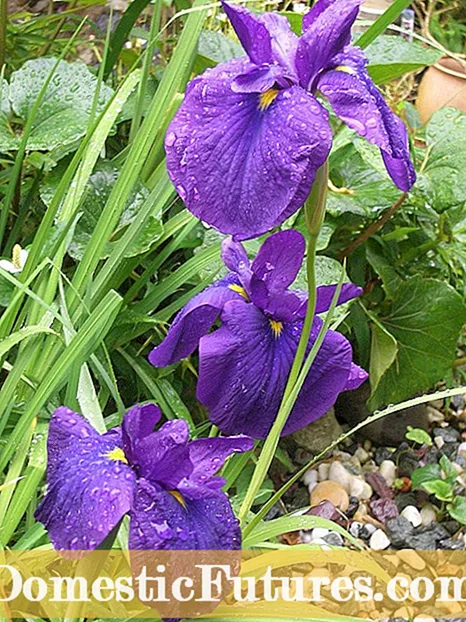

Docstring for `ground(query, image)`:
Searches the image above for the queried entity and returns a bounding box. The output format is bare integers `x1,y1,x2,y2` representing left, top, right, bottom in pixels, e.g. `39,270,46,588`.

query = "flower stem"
238,162,329,525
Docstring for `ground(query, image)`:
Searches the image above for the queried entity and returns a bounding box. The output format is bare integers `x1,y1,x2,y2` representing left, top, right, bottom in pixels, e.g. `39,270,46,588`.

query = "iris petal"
197,300,357,438
221,0,273,66
165,66,331,239
148,274,243,367
129,479,242,550
35,408,135,550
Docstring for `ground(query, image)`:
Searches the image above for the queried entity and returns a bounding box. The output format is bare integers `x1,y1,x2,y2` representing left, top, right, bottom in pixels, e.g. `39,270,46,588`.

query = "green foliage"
405,426,433,446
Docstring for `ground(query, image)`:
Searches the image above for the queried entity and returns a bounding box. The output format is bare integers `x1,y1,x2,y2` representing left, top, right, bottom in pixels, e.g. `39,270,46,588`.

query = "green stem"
237,162,329,525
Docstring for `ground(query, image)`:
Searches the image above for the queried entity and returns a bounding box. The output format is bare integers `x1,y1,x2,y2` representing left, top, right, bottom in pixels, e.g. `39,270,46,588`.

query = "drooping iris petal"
148,274,243,367
121,403,161,463
315,283,363,313
251,229,305,291
257,12,299,79
197,299,356,438
165,64,332,239
129,479,242,550
302,0,338,30
35,408,135,550
317,60,416,191
221,0,272,66
125,419,193,490
221,237,251,288
343,362,368,390
296,0,362,89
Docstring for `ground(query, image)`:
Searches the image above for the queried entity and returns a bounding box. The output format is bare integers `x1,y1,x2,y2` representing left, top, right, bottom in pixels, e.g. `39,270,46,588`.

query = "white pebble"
303,469,318,488
311,527,330,540
379,460,397,487
399,550,426,571
349,521,363,538
300,530,313,543
434,436,445,449
360,482,373,500
370,529,390,551
420,504,437,527
427,406,444,423
349,478,365,499
318,463,330,481
310,537,331,550
354,447,370,464
401,505,422,528
458,442,466,456
328,461,352,492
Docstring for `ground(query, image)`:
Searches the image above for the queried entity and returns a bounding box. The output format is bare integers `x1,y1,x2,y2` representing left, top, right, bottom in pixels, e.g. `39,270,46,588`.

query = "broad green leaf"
0,325,57,358
41,162,161,260
370,277,466,408
0,79,17,152
356,0,413,49
405,426,432,446
366,239,403,299
6,58,113,153
366,35,442,84
421,479,453,502
369,321,398,395
411,463,442,490
439,454,458,483
447,496,466,525
416,108,466,213
194,29,243,73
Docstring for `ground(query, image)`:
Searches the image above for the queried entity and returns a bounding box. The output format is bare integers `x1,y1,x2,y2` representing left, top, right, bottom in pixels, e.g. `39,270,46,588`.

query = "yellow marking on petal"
259,88,279,111
106,447,128,464
170,490,186,508
12,244,22,270
269,319,283,338
228,283,249,301
334,65,357,75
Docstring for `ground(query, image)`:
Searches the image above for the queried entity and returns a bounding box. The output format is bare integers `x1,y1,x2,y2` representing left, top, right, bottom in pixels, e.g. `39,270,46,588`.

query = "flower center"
334,65,357,75
269,319,283,338
228,284,249,301
106,447,128,464
170,490,186,508
259,88,279,111
12,244,23,270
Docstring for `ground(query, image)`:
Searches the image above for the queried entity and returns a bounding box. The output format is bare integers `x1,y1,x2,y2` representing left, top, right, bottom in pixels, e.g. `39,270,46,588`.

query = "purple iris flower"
165,0,416,240
35,403,253,551
149,230,368,439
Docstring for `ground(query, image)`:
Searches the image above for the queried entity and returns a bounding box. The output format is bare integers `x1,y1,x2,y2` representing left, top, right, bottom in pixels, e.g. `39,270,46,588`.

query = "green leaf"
411,464,442,492
366,239,403,299
406,426,433,447
6,58,113,153
366,35,442,84
447,496,466,525
356,0,414,49
417,108,466,213
194,29,243,73
0,325,57,358
370,321,398,395
439,454,458,483
41,161,161,260
421,479,453,502
370,277,466,408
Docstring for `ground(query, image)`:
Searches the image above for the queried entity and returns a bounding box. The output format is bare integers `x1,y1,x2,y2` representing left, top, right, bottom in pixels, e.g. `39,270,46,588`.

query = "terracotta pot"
417,57,466,124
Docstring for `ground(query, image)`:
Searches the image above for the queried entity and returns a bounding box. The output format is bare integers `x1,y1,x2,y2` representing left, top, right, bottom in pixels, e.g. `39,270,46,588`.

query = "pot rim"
433,56,466,80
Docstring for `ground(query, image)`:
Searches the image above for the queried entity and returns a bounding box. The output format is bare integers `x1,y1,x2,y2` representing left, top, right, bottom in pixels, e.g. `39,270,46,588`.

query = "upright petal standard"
35,404,253,551
150,230,368,439
165,0,416,239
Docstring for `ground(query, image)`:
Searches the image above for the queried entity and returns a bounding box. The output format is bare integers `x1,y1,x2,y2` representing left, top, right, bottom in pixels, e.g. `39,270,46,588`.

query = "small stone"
366,472,393,499
292,408,343,454
414,616,435,622
398,550,426,570
310,537,331,550
458,442,466,456
434,436,445,449
370,498,399,523
386,516,413,548
363,439,372,452
361,482,373,500
288,486,309,512
328,461,352,492
307,500,340,522
401,505,422,528
420,504,437,527
369,529,390,550
443,520,460,535
433,427,461,443
300,530,313,544
405,533,437,550
426,406,444,423
349,521,363,538
438,537,465,550
311,527,329,540
379,460,397,487
354,447,370,464
395,492,418,512
323,531,344,547
310,480,349,512
374,447,394,466
318,463,330,481
346,496,359,518
349,477,365,499
303,469,318,489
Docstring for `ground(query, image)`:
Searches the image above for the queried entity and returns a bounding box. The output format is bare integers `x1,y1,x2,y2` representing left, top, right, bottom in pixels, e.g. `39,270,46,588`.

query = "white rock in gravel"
426,406,445,423
311,527,330,540
370,529,390,551
303,469,318,488
328,461,352,492
354,447,370,464
349,522,363,538
458,442,466,456
413,617,435,622
310,537,331,550
379,460,397,487
318,463,330,481
300,530,313,544
399,550,426,571
434,436,445,449
349,478,367,500
401,505,422,528
420,504,437,527
360,481,373,500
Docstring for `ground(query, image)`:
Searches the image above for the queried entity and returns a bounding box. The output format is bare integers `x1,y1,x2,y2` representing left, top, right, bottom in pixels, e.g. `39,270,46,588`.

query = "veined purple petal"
197,300,358,438
302,0,338,31
121,403,161,462
221,237,251,289
258,12,299,79
315,283,363,313
149,274,243,367
296,0,362,89
232,64,288,94
251,229,305,291
129,479,242,550
124,416,193,490
344,362,368,390
221,1,273,66
35,408,135,550
165,65,331,239
317,53,416,191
